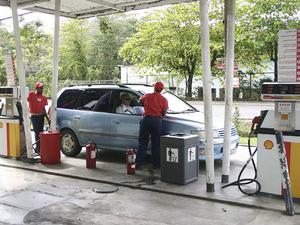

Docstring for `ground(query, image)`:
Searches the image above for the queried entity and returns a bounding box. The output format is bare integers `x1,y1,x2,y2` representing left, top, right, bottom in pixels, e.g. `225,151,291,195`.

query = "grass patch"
239,136,257,146
237,120,257,146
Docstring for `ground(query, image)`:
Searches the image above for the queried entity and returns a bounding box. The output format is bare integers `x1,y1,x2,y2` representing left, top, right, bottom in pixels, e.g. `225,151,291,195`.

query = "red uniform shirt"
140,92,168,117
27,91,48,114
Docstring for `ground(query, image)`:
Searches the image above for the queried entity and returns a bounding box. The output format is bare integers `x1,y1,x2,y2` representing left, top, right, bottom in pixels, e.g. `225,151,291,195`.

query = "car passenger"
116,93,133,114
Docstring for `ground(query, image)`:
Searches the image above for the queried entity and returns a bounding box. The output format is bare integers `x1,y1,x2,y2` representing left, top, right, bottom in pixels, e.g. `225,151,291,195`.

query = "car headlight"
191,130,219,139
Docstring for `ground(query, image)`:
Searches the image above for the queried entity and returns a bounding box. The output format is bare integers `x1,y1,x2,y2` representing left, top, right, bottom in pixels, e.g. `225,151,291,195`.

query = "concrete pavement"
1,164,299,225
0,145,299,224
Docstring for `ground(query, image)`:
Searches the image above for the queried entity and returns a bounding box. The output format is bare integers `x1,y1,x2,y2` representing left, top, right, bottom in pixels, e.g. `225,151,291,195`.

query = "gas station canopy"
0,0,197,18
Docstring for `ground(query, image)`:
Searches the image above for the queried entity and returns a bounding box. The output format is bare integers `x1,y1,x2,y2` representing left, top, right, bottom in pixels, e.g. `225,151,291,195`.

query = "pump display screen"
261,83,300,101
0,88,13,95
262,83,300,95
0,87,20,98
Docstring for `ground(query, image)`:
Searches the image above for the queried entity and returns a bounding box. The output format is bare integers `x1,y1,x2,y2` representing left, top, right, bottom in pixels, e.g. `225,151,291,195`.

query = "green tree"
20,21,53,94
235,0,300,81
21,21,52,76
88,15,137,81
0,26,14,85
119,3,201,97
60,19,91,80
0,22,52,93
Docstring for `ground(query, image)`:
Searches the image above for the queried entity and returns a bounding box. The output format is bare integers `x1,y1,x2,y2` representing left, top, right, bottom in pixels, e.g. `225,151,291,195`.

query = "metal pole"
275,131,295,216
199,0,214,192
50,0,61,130
221,0,235,183
10,0,33,159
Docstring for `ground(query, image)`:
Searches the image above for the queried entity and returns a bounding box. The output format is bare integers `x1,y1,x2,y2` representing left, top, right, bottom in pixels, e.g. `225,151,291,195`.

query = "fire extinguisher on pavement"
126,148,136,174
86,142,97,169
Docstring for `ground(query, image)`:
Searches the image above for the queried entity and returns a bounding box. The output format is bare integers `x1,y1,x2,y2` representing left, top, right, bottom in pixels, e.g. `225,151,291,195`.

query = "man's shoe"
33,152,41,159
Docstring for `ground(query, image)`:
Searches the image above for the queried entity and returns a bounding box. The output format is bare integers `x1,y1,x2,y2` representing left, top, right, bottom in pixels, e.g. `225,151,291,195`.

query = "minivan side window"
57,89,83,109
111,90,140,113
77,89,111,111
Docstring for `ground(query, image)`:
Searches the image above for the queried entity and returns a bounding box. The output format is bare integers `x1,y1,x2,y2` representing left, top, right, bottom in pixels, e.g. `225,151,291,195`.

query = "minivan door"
109,90,142,151
77,89,112,149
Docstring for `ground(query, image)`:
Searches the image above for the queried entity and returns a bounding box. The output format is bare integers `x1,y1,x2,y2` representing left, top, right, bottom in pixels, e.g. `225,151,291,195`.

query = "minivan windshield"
162,92,197,114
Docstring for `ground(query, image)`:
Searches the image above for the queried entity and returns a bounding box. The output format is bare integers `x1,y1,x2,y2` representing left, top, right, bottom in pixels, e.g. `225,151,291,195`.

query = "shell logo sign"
264,140,274,150
0,122,3,128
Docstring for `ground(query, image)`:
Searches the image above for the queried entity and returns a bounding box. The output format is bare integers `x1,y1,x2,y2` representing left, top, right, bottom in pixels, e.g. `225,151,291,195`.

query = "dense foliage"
0,21,53,94
120,3,201,97
120,0,299,97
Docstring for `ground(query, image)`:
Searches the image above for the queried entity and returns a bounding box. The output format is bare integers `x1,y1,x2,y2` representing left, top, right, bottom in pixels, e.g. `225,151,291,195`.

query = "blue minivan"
56,84,239,160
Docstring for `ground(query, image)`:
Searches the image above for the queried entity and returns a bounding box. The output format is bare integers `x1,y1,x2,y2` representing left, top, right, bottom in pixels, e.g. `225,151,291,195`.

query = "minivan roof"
65,83,153,91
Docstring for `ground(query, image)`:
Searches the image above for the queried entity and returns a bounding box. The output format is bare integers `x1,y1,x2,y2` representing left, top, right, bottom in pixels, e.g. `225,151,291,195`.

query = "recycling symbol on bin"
166,148,178,163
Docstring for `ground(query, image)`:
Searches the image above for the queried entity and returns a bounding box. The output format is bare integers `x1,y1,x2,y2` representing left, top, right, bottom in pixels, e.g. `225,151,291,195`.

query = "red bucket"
39,130,61,164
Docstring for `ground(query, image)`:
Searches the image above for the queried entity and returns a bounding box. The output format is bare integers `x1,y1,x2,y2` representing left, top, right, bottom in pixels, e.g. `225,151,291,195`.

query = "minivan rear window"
57,89,83,109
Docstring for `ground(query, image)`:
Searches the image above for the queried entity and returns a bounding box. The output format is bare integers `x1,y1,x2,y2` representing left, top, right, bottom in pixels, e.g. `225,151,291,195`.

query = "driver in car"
116,93,133,114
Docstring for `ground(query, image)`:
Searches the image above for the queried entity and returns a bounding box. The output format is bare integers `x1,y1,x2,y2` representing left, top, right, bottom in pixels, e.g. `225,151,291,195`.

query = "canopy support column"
10,0,33,158
199,0,214,192
50,0,61,130
222,0,236,183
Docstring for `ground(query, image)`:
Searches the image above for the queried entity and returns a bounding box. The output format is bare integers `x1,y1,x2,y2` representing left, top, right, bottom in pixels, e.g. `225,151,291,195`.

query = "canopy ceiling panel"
0,0,197,18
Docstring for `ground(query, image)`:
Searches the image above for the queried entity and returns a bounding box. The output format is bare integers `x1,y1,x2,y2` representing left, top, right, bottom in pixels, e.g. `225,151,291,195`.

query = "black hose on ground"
222,119,261,195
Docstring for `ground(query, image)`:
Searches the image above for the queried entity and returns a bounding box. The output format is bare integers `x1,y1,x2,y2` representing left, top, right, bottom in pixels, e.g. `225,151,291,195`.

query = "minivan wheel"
61,129,82,157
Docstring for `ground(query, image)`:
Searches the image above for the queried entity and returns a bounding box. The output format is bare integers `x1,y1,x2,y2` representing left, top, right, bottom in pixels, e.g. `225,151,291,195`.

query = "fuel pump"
0,86,27,158
258,82,300,215
223,29,299,215
257,29,300,204
258,83,300,198
0,86,21,117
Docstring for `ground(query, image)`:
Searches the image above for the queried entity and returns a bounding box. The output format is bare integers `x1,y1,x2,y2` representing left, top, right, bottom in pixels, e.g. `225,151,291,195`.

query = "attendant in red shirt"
136,81,168,169
27,81,50,154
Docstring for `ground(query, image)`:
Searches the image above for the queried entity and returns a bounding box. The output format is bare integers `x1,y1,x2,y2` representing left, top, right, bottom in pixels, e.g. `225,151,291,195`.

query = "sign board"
278,102,292,113
166,147,178,163
233,77,240,88
4,55,16,86
188,147,196,162
215,58,239,73
278,29,300,82
224,77,240,88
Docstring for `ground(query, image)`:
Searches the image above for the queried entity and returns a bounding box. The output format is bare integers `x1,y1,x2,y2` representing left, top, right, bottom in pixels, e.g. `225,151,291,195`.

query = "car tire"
60,129,82,157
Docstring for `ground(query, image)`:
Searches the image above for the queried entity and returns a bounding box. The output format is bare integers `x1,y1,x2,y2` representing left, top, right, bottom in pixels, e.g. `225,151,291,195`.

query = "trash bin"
160,134,199,184
40,130,61,164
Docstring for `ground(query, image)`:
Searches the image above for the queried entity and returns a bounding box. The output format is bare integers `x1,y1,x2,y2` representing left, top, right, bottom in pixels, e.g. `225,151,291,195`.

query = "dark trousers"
136,116,162,167
31,115,44,153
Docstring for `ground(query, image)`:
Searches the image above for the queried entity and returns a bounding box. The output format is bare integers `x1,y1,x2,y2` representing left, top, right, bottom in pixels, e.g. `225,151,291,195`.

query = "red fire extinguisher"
126,148,136,174
86,142,97,169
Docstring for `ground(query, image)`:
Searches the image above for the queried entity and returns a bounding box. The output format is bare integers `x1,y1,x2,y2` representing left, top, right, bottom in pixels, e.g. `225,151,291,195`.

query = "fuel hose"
221,121,261,195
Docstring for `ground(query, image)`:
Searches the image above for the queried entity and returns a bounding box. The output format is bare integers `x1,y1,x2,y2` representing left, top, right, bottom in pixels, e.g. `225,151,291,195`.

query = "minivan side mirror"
133,106,144,115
